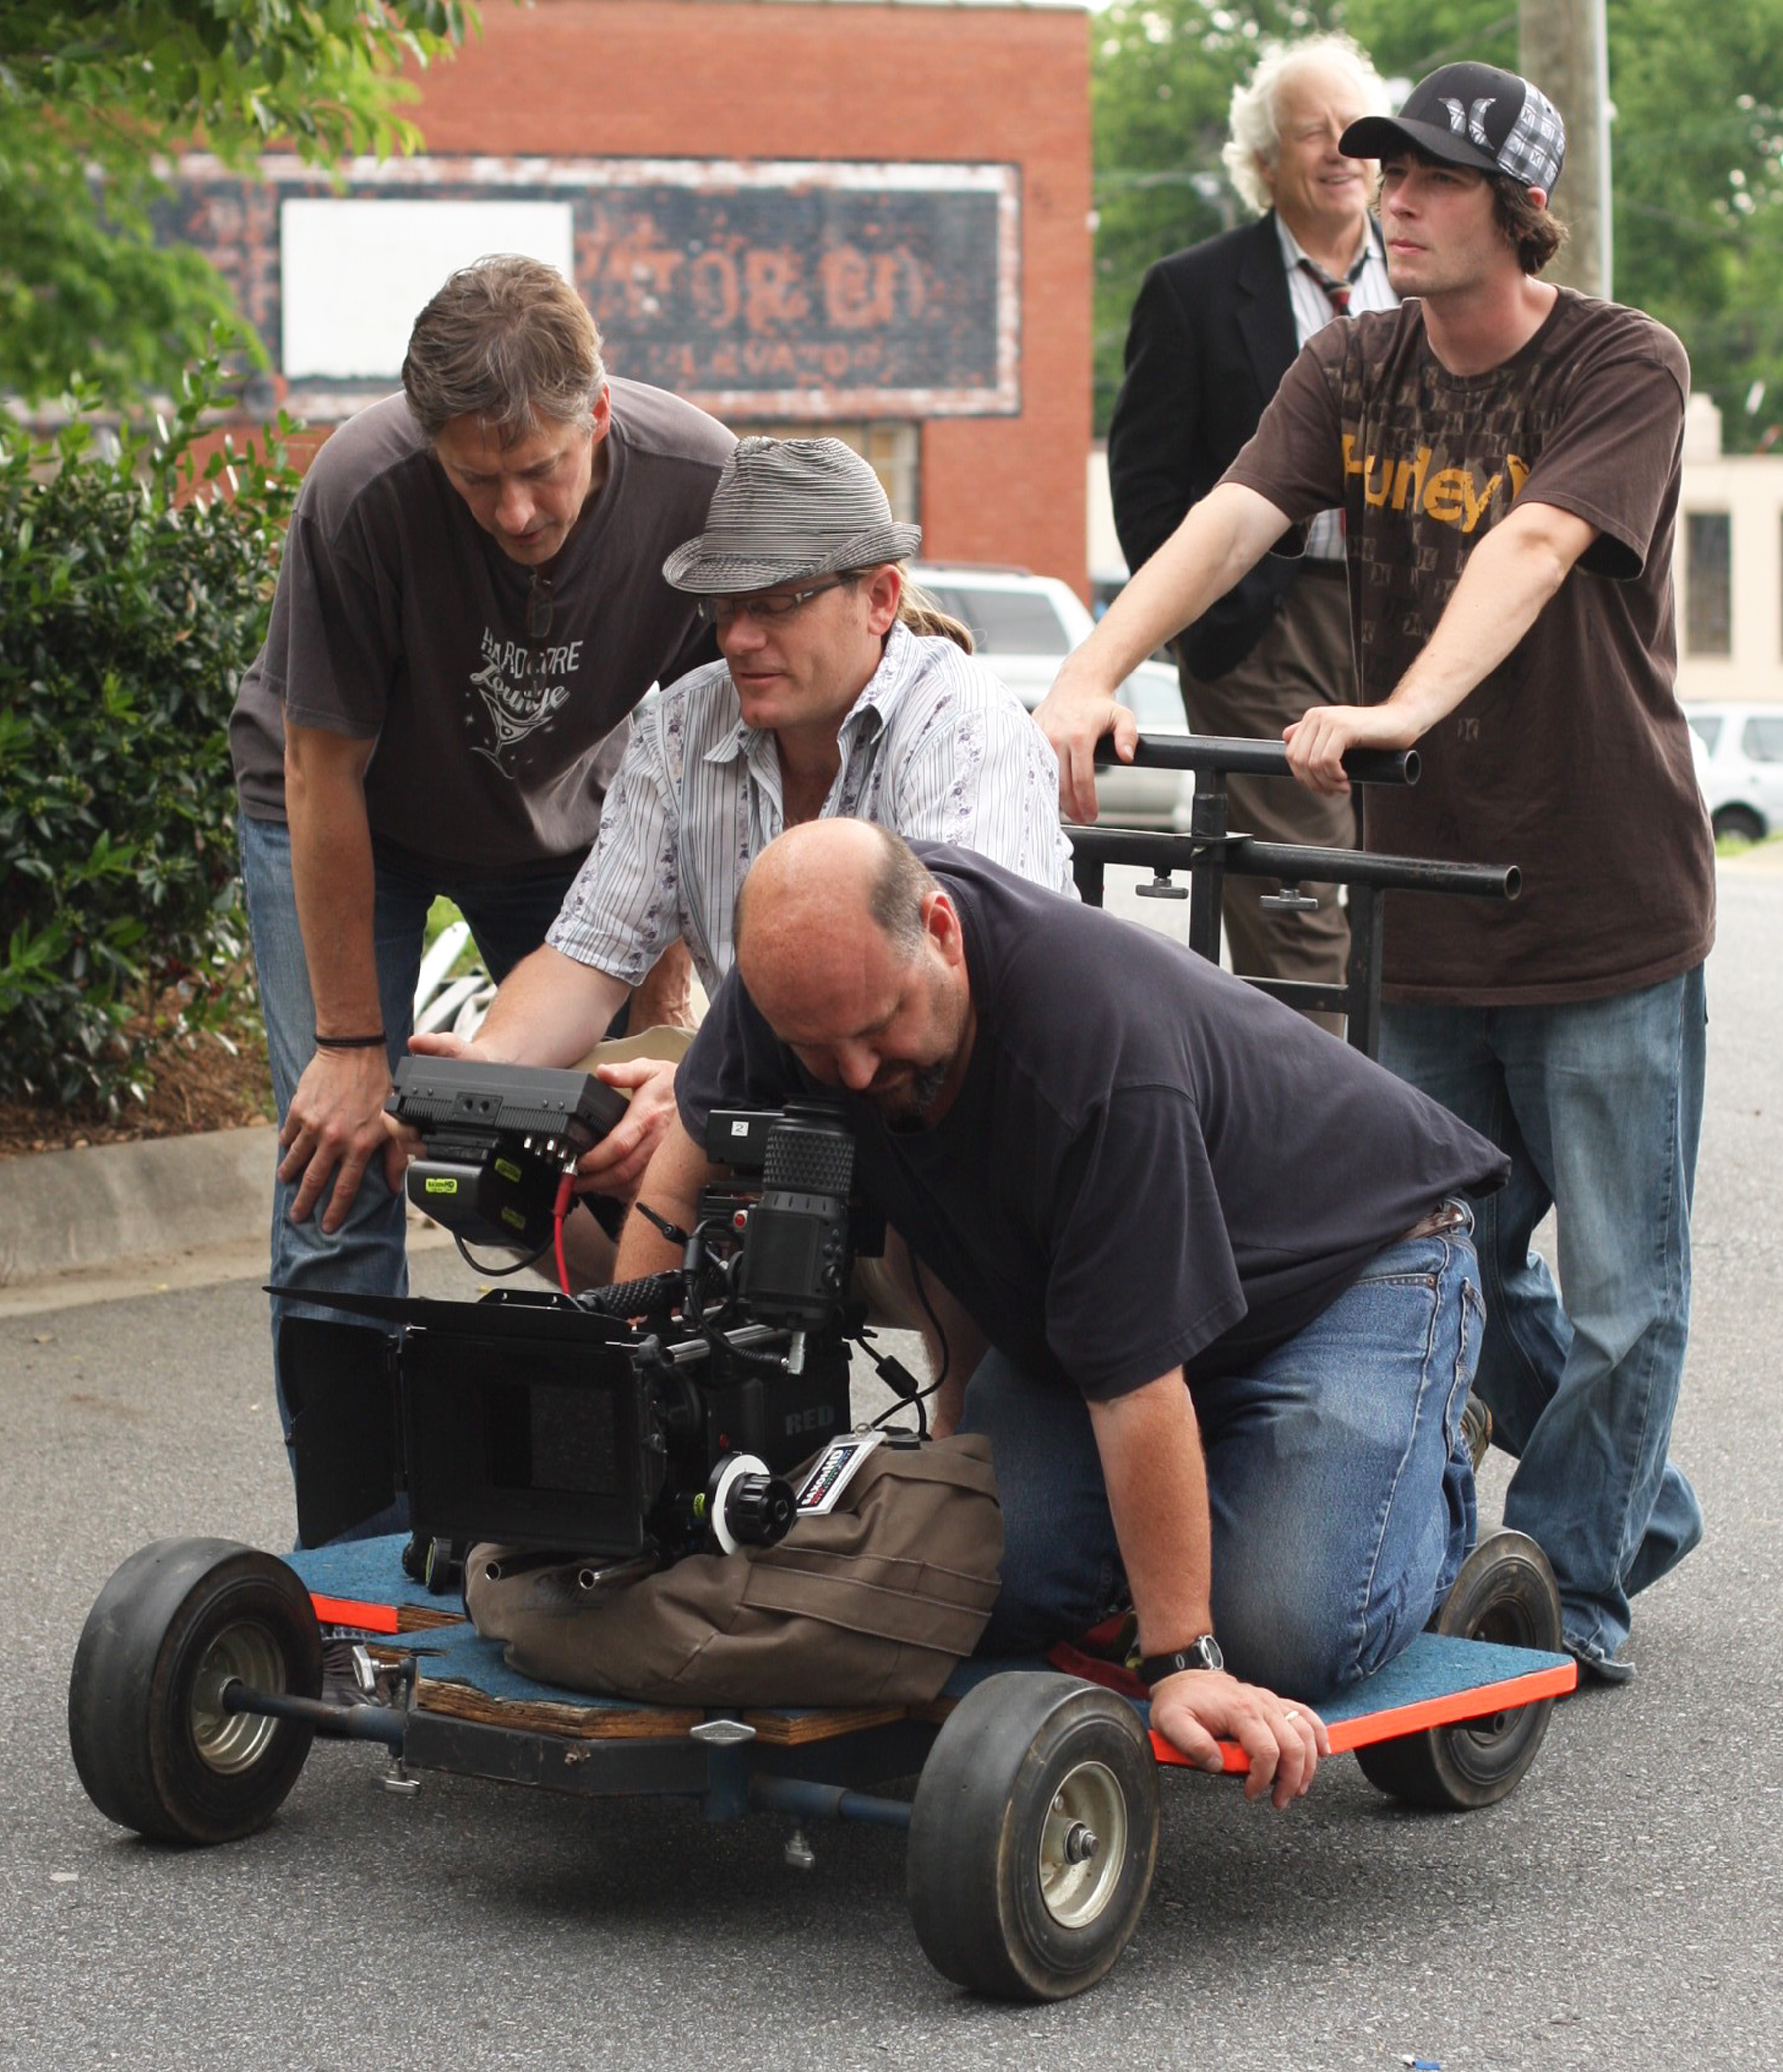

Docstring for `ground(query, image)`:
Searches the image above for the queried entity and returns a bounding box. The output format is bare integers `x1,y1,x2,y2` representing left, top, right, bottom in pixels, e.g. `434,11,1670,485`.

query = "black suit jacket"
1107,212,1306,682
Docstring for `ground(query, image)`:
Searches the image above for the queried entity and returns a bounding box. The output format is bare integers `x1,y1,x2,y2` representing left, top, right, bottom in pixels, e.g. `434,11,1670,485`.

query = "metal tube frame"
1075,734,1519,1058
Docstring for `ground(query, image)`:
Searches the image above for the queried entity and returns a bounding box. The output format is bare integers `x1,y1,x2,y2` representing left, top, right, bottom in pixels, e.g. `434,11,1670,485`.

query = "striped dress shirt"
1276,215,1397,562
546,621,1077,991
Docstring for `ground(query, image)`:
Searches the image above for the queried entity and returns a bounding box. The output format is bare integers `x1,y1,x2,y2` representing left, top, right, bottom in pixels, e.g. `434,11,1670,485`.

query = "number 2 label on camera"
794,1432,886,1516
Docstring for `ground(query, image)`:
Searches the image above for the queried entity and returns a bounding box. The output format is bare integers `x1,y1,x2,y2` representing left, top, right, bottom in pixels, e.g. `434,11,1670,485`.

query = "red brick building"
174,0,1093,591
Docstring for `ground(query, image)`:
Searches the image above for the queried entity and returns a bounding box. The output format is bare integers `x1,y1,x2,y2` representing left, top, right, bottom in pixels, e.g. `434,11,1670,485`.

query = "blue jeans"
1378,968,1707,1677
238,812,582,1497
960,1218,1483,1703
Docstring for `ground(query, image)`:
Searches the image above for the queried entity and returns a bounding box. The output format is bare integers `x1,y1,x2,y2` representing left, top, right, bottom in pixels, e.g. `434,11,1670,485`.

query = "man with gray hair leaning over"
405,434,1075,1276
1107,32,1394,1028
232,254,733,1484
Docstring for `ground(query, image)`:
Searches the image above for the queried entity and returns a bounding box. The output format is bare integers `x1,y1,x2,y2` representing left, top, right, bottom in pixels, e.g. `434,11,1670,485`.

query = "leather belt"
1399,1200,1470,1243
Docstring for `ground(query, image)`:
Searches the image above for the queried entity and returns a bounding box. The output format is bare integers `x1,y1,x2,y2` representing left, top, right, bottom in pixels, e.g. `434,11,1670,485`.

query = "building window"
1684,512,1731,656
750,421,920,526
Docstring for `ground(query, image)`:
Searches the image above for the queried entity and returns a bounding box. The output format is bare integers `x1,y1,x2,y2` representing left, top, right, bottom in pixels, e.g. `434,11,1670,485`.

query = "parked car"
1680,702,1783,844
910,564,1193,828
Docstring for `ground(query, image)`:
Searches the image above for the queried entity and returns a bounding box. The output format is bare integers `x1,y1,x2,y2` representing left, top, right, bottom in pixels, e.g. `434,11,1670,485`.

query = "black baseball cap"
1340,62,1566,196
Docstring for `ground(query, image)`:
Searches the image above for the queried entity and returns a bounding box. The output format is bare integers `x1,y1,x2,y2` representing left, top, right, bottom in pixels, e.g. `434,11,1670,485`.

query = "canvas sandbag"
464,1434,1003,1707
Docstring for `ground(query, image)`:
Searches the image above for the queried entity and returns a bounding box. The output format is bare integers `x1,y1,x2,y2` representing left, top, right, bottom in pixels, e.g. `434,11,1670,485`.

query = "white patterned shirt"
546,621,1077,992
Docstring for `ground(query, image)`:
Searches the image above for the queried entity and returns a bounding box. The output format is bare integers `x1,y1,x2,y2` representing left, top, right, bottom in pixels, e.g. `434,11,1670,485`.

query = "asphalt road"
2,860,1779,2071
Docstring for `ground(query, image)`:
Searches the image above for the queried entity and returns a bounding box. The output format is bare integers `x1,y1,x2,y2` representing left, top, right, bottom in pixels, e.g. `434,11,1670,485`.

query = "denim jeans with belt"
959,1215,1483,1703
1379,966,1708,1679
238,812,582,1491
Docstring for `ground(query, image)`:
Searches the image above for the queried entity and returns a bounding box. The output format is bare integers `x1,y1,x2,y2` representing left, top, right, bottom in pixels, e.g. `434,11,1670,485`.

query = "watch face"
1190,1634,1224,1673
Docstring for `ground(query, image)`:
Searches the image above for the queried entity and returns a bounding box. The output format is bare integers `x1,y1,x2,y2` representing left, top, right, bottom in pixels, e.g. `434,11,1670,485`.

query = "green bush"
0,347,299,1108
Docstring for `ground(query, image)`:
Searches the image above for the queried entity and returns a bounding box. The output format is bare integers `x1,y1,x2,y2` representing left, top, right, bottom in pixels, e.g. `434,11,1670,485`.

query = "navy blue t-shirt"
677,845,1506,1400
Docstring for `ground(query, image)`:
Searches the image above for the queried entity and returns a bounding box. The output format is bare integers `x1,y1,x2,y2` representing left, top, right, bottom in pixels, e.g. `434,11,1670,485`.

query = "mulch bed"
0,1018,275,1159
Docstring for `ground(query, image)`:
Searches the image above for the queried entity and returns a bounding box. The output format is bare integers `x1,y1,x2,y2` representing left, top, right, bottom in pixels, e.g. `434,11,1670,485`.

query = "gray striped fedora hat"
663,436,922,594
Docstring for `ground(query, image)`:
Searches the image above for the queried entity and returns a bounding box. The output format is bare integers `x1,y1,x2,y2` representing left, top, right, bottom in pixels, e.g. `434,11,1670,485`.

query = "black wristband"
314,1031,387,1051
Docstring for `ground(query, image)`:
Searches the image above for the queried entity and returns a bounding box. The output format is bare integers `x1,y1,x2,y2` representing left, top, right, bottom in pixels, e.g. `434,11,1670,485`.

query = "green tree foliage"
0,0,475,403
0,349,299,1107
1090,0,1293,436
1600,0,1783,452
1093,0,1783,449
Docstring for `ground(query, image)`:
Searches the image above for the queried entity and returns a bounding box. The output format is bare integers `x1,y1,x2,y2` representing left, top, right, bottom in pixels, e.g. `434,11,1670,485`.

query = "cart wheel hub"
190,1621,285,1775
1038,1760,1128,1928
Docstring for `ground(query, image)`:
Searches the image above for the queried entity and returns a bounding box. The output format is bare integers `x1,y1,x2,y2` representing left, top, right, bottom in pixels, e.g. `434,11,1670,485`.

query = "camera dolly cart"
69,742,1559,1999
67,1071,1571,2003
68,1528,1573,2002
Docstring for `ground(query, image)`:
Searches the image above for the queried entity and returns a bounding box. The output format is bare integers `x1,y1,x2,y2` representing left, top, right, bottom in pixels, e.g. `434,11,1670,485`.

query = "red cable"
552,1170,575,1296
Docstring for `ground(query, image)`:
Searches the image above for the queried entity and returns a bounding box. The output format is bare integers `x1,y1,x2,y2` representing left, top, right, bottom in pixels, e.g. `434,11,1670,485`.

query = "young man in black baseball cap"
1038,62,1714,1688
1342,60,1566,193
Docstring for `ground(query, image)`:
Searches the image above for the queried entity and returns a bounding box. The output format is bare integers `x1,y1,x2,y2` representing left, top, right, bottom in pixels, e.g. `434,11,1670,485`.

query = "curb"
0,1122,452,1318
0,1125,275,1290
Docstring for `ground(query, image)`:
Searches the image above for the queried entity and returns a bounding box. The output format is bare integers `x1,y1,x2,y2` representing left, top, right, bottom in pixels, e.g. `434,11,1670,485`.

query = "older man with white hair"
1106,33,1394,1027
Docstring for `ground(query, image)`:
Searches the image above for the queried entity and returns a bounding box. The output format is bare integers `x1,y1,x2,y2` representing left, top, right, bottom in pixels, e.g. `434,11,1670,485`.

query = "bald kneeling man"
614,820,1508,1805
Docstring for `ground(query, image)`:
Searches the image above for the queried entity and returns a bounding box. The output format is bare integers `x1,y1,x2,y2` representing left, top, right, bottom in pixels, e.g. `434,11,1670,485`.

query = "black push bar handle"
1093,732,1418,786
1068,824,1519,903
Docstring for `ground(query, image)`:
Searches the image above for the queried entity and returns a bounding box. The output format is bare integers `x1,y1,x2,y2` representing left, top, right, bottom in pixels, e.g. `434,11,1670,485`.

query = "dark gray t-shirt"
230,381,733,875
677,845,1507,1401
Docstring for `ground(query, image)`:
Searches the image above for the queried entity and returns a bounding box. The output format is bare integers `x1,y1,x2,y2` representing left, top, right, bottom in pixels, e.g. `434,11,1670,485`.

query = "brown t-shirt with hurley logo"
1225,287,1714,1006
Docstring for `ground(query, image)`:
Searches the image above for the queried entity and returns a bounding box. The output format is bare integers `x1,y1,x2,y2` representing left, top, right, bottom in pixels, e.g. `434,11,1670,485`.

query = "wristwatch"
1134,1633,1224,1686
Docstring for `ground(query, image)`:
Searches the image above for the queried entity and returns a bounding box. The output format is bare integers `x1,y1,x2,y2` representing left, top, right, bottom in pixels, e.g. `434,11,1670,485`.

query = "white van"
1680,703,1783,844
909,565,1192,829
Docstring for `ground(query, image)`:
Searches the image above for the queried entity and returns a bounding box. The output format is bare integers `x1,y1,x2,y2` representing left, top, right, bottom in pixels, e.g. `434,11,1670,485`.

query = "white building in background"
1674,394,1783,705
1088,394,1783,707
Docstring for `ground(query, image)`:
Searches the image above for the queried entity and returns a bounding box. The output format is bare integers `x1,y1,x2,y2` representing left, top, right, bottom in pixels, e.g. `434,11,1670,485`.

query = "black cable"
451,1233,553,1277
863,1253,954,1438
868,1368,928,1438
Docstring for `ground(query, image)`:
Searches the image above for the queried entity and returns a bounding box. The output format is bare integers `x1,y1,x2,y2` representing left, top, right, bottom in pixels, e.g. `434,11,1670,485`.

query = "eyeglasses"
696,576,854,627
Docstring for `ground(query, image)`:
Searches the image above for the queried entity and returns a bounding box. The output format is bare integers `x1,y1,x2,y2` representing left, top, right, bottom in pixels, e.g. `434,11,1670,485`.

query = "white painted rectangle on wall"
279,199,576,378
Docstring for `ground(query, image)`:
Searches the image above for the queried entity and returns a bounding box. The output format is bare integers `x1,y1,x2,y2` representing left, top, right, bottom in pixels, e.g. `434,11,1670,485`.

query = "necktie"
1298,254,1366,316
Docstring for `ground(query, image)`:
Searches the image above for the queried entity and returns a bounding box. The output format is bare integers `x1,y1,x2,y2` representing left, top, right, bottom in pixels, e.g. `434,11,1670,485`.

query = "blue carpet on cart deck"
285,1535,1569,1725
290,1532,460,1615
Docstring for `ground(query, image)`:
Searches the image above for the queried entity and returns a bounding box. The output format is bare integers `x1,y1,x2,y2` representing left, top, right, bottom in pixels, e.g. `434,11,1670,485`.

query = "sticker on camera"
794,1432,886,1515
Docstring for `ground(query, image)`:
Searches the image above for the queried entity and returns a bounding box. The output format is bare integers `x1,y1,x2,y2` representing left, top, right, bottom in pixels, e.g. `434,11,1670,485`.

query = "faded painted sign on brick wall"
169,155,1021,421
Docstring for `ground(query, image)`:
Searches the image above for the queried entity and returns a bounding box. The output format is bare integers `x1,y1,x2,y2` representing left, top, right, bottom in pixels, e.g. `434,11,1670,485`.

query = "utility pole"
1519,0,1610,295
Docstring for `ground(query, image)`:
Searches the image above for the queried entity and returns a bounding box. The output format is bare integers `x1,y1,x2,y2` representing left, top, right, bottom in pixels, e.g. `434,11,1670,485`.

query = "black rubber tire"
1355,1529,1563,1810
69,1539,323,1845
907,1671,1159,2000
1712,803,1766,846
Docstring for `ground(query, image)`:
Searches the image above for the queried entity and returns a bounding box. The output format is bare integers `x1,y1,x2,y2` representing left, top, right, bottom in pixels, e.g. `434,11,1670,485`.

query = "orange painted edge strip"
311,1592,401,1635
1149,1660,1578,1772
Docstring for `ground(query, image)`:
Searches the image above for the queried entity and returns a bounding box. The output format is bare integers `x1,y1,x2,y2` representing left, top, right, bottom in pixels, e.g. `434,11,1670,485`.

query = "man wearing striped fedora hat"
403,434,1074,1282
